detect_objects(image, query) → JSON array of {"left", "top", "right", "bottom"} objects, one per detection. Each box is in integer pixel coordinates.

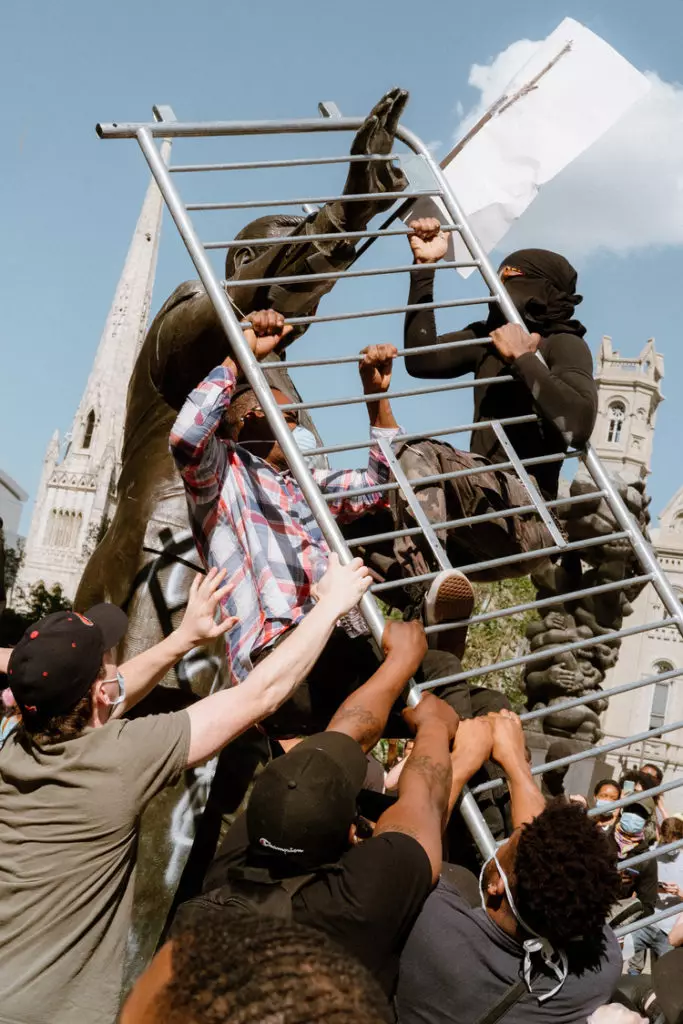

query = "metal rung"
[
  {"left": 426, "top": 570, "right": 650, "bottom": 636},
  {"left": 621, "top": 838, "right": 683, "bottom": 872},
  {"left": 616, "top": 902, "right": 683, "bottom": 939},
  {"left": 171, "top": 153, "right": 403, "bottom": 173},
  {"left": 472, "top": 719, "right": 683, "bottom": 799},
  {"left": 241, "top": 294, "right": 494, "bottom": 331},
  {"left": 419, "top": 612, "right": 671, "bottom": 694},
  {"left": 187, "top": 189, "right": 438, "bottom": 211},
  {"left": 521, "top": 662, "right": 679, "bottom": 728},
  {"left": 329, "top": 449, "right": 578, "bottom": 504},
  {"left": 348, "top": 489, "right": 606, "bottom": 550},
  {"left": 228, "top": 259, "right": 479, "bottom": 292},
  {"left": 204, "top": 223, "right": 462, "bottom": 249},
  {"left": 306, "top": 415, "right": 540, "bottom": 458},
  {"left": 98, "top": 114, "right": 393, "bottom": 138},
  {"left": 284, "top": 371, "right": 511, "bottom": 414},
  {"left": 491, "top": 420, "right": 565, "bottom": 548}
]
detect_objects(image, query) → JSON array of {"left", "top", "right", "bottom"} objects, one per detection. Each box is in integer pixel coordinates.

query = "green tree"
[
  {"left": 461, "top": 576, "right": 536, "bottom": 711},
  {"left": 20, "top": 581, "right": 72, "bottom": 620},
  {"left": 3, "top": 541, "right": 25, "bottom": 593}
]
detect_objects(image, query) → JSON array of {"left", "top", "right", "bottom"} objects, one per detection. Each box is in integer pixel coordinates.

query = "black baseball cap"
[
  {"left": 7, "top": 604, "right": 128, "bottom": 719},
  {"left": 246, "top": 731, "right": 368, "bottom": 875}
]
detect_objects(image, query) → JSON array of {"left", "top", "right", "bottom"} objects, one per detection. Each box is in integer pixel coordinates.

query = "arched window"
[
  {"left": 82, "top": 410, "right": 96, "bottom": 450},
  {"left": 649, "top": 667, "right": 672, "bottom": 731},
  {"left": 607, "top": 402, "right": 626, "bottom": 444}
]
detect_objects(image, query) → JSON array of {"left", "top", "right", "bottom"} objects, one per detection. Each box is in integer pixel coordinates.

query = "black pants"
[{"left": 259, "top": 627, "right": 508, "bottom": 738}]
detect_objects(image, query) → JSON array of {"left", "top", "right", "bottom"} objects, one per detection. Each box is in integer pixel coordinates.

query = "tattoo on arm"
[
  {"left": 402, "top": 755, "right": 451, "bottom": 790},
  {"left": 330, "top": 705, "right": 382, "bottom": 747}
]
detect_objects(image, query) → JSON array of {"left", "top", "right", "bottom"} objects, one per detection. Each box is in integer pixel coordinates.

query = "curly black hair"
[
  {"left": 156, "top": 911, "right": 392, "bottom": 1024},
  {"left": 513, "top": 799, "right": 621, "bottom": 974}
]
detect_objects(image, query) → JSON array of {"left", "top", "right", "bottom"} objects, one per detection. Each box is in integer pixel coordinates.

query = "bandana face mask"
[{"left": 478, "top": 849, "right": 569, "bottom": 1003}]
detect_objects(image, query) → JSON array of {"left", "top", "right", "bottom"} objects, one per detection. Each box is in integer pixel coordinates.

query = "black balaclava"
[{"left": 487, "top": 248, "right": 586, "bottom": 339}]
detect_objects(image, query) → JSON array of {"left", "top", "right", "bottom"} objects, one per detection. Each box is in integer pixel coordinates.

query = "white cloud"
[{"left": 454, "top": 41, "right": 683, "bottom": 258}]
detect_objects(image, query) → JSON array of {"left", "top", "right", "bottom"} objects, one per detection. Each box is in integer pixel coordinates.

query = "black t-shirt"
[
  {"left": 396, "top": 879, "right": 622, "bottom": 1024},
  {"left": 204, "top": 813, "right": 433, "bottom": 996}
]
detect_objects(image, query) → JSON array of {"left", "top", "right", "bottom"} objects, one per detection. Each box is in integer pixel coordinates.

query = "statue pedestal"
[{"left": 524, "top": 730, "right": 611, "bottom": 800}]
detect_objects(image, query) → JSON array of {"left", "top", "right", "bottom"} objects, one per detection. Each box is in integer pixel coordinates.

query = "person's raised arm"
[
  {"left": 404, "top": 218, "right": 485, "bottom": 380},
  {"left": 326, "top": 620, "right": 427, "bottom": 751},
  {"left": 169, "top": 309, "right": 291, "bottom": 490},
  {"left": 359, "top": 343, "right": 398, "bottom": 430},
  {"left": 184, "top": 555, "right": 371, "bottom": 767},
  {"left": 111, "top": 569, "right": 236, "bottom": 719},
  {"left": 446, "top": 716, "right": 494, "bottom": 818},
  {"left": 489, "top": 323, "right": 597, "bottom": 448},
  {"left": 374, "top": 694, "right": 458, "bottom": 883},
  {"left": 310, "top": 345, "right": 403, "bottom": 523},
  {"left": 489, "top": 709, "right": 546, "bottom": 828}
]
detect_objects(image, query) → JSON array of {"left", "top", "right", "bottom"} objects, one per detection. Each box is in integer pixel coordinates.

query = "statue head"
[{"left": 225, "top": 214, "right": 306, "bottom": 282}]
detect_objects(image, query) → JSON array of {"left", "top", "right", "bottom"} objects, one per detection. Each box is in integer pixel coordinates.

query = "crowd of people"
[{"left": 1, "top": 220, "right": 682, "bottom": 1024}]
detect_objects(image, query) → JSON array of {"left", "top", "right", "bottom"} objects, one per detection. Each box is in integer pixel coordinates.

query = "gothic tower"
[
  {"left": 592, "top": 335, "right": 663, "bottom": 479},
  {"left": 17, "top": 141, "right": 171, "bottom": 600}
]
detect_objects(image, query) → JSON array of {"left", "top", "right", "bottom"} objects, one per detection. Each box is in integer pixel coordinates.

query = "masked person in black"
[{"left": 357, "top": 219, "right": 598, "bottom": 657}]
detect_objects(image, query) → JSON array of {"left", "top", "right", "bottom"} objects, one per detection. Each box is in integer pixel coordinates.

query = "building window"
[
  {"left": 44, "top": 509, "right": 83, "bottom": 549},
  {"left": 607, "top": 402, "right": 626, "bottom": 444},
  {"left": 82, "top": 410, "right": 96, "bottom": 450},
  {"left": 649, "top": 665, "right": 672, "bottom": 732}
]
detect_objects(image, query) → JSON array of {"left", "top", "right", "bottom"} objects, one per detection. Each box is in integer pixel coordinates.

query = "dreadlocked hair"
[
  {"left": 158, "top": 911, "right": 392, "bottom": 1024},
  {"left": 513, "top": 798, "right": 621, "bottom": 974}
]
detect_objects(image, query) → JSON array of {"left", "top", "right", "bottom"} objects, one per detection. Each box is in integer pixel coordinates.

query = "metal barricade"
[{"left": 98, "top": 103, "right": 683, "bottom": 935}]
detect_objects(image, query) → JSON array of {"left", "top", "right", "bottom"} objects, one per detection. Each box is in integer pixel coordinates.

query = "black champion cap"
[
  {"left": 246, "top": 731, "right": 369, "bottom": 875},
  {"left": 7, "top": 604, "right": 128, "bottom": 719}
]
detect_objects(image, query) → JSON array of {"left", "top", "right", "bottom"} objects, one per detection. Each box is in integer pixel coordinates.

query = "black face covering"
[{"left": 487, "top": 248, "right": 586, "bottom": 338}]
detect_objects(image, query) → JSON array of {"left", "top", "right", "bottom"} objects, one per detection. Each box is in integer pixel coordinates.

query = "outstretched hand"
[
  {"left": 408, "top": 218, "right": 448, "bottom": 265},
  {"left": 359, "top": 344, "right": 397, "bottom": 394},
  {"left": 490, "top": 324, "right": 541, "bottom": 362},
  {"left": 403, "top": 693, "right": 459, "bottom": 747},
  {"left": 243, "top": 309, "right": 294, "bottom": 361},
  {"left": 312, "top": 553, "right": 372, "bottom": 618},
  {"left": 175, "top": 568, "right": 237, "bottom": 649},
  {"left": 382, "top": 619, "right": 428, "bottom": 679},
  {"left": 488, "top": 709, "right": 530, "bottom": 775},
  {"left": 450, "top": 717, "right": 494, "bottom": 781}
]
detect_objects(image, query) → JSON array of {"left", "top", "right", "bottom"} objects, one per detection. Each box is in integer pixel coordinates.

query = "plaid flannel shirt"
[{"left": 170, "top": 365, "right": 402, "bottom": 684}]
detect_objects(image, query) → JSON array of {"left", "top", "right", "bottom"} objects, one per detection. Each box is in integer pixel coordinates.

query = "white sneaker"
[{"left": 424, "top": 569, "right": 475, "bottom": 661}]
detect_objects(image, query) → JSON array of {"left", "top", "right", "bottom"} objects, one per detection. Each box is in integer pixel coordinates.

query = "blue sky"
[{"left": 2, "top": 0, "right": 683, "bottom": 534}]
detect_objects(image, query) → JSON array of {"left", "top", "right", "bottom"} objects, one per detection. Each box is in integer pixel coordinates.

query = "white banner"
[{"left": 406, "top": 18, "right": 651, "bottom": 274}]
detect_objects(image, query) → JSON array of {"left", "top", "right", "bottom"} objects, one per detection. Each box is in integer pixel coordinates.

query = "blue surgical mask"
[
  {"left": 620, "top": 812, "right": 647, "bottom": 836},
  {"left": 292, "top": 425, "right": 330, "bottom": 471},
  {"left": 478, "top": 849, "right": 568, "bottom": 1002}
]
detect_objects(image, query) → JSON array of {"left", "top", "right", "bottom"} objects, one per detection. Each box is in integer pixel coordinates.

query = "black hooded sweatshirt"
[{"left": 404, "top": 249, "right": 598, "bottom": 499}]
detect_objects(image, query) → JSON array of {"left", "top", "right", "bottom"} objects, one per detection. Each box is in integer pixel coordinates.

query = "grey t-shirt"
[
  {"left": 396, "top": 880, "right": 622, "bottom": 1024},
  {"left": 0, "top": 711, "right": 190, "bottom": 1024}
]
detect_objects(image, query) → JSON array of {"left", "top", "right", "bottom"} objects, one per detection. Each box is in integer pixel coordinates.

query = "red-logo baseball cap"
[{"left": 7, "top": 604, "right": 128, "bottom": 719}]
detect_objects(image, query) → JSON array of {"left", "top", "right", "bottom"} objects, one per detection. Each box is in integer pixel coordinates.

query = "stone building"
[
  {"left": 0, "top": 470, "right": 28, "bottom": 551},
  {"left": 593, "top": 336, "right": 683, "bottom": 808},
  {"left": 16, "top": 143, "right": 170, "bottom": 600}
]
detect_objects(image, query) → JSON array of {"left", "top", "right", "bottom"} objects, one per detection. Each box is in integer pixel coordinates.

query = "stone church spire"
[{"left": 17, "top": 141, "right": 171, "bottom": 600}]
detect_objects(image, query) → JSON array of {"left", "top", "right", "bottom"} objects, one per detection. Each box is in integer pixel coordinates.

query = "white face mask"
[
  {"left": 478, "top": 849, "right": 569, "bottom": 1003},
  {"left": 101, "top": 671, "right": 126, "bottom": 708}
]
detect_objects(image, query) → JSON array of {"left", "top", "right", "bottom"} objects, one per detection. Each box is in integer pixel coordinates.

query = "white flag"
[{"left": 406, "top": 18, "right": 651, "bottom": 275}]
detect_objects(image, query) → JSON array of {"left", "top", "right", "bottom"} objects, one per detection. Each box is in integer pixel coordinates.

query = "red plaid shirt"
[{"left": 170, "top": 365, "right": 402, "bottom": 683}]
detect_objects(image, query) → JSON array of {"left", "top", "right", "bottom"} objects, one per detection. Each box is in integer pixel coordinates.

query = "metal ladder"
[{"left": 98, "top": 103, "right": 683, "bottom": 936}]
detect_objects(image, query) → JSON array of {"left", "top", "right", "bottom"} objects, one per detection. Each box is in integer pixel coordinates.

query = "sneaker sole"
[{"left": 424, "top": 570, "right": 475, "bottom": 661}]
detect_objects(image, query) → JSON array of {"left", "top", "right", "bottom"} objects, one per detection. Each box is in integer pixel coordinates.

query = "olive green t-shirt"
[{"left": 0, "top": 710, "right": 191, "bottom": 1024}]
